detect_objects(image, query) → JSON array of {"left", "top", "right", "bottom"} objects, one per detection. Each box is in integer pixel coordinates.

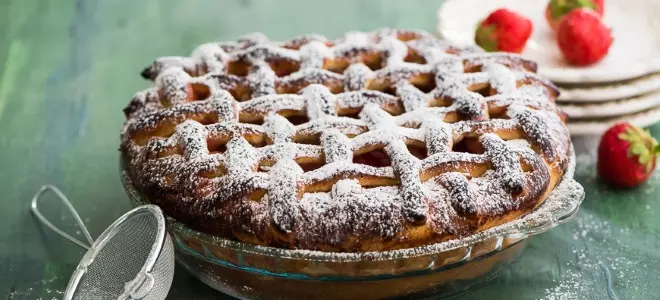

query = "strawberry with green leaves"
[
  {"left": 598, "top": 123, "right": 660, "bottom": 188},
  {"left": 545, "top": 0, "right": 604, "bottom": 31},
  {"left": 474, "top": 8, "right": 533, "bottom": 54}
]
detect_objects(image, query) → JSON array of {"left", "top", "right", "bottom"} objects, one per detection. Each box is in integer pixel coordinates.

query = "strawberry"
[
  {"left": 474, "top": 8, "right": 533, "bottom": 53},
  {"left": 545, "top": 0, "right": 604, "bottom": 31},
  {"left": 557, "top": 9, "right": 612, "bottom": 66},
  {"left": 597, "top": 123, "right": 660, "bottom": 188}
]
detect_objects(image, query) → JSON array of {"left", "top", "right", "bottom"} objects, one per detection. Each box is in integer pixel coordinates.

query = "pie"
[{"left": 120, "top": 29, "right": 571, "bottom": 252}]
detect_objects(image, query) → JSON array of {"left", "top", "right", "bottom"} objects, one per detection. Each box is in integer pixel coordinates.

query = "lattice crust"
[{"left": 121, "top": 29, "right": 571, "bottom": 251}]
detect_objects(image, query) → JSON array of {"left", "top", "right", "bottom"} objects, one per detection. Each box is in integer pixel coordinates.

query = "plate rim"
[
  {"left": 559, "top": 89, "right": 660, "bottom": 118},
  {"left": 567, "top": 105, "right": 660, "bottom": 135},
  {"left": 558, "top": 72, "right": 660, "bottom": 102}
]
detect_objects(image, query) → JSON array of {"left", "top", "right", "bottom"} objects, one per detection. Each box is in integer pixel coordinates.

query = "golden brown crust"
[{"left": 121, "top": 29, "right": 571, "bottom": 252}]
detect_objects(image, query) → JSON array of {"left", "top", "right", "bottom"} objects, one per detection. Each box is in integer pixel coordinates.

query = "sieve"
[{"left": 31, "top": 185, "right": 175, "bottom": 300}]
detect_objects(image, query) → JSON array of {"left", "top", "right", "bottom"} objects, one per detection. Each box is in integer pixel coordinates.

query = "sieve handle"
[{"left": 31, "top": 185, "right": 94, "bottom": 250}]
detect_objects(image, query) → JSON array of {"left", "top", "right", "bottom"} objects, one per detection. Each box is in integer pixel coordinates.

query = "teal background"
[{"left": 1, "top": 0, "right": 659, "bottom": 299}]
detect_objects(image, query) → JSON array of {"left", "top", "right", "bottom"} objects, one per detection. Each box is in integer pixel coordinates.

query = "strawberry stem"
[{"left": 475, "top": 24, "right": 498, "bottom": 52}]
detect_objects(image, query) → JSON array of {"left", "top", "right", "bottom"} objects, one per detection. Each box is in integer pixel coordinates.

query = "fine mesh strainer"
[{"left": 31, "top": 185, "right": 175, "bottom": 300}]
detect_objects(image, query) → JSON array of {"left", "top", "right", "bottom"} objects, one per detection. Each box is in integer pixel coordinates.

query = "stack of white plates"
[{"left": 437, "top": 0, "right": 660, "bottom": 135}]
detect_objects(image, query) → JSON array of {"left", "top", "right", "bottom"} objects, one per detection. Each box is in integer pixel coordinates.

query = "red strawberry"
[
  {"left": 474, "top": 8, "right": 533, "bottom": 53},
  {"left": 545, "top": 0, "right": 604, "bottom": 31},
  {"left": 557, "top": 9, "right": 612, "bottom": 66},
  {"left": 598, "top": 123, "right": 660, "bottom": 188}
]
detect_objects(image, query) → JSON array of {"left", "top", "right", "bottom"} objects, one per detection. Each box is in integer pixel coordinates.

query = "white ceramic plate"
[
  {"left": 558, "top": 73, "right": 660, "bottom": 102},
  {"left": 437, "top": 0, "right": 660, "bottom": 84},
  {"left": 567, "top": 106, "right": 660, "bottom": 135},
  {"left": 559, "top": 89, "right": 660, "bottom": 118}
]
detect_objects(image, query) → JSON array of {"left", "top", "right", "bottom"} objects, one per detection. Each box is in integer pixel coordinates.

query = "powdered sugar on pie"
[{"left": 121, "top": 29, "right": 571, "bottom": 252}]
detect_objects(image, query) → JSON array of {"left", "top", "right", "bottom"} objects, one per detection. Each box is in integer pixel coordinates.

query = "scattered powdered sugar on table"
[
  {"left": 540, "top": 150, "right": 659, "bottom": 300},
  {"left": 6, "top": 277, "right": 65, "bottom": 300},
  {"left": 540, "top": 212, "right": 654, "bottom": 300},
  {"left": 542, "top": 269, "right": 590, "bottom": 300}
]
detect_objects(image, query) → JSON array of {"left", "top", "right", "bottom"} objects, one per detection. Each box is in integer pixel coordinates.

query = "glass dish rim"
[{"left": 120, "top": 146, "right": 583, "bottom": 263}]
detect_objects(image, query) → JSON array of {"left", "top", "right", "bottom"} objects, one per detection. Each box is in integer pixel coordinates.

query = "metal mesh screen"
[{"left": 72, "top": 210, "right": 174, "bottom": 300}]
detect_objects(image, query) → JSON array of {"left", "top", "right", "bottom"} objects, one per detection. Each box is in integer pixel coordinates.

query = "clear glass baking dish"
[{"left": 120, "top": 147, "right": 583, "bottom": 300}]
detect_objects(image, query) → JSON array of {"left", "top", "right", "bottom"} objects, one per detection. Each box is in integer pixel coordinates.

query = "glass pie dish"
[{"left": 120, "top": 147, "right": 584, "bottom": 300}]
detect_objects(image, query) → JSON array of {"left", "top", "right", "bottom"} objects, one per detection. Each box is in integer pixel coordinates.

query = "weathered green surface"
[{"left": 1, "top": 0, "right": 659, "bottom": 299}]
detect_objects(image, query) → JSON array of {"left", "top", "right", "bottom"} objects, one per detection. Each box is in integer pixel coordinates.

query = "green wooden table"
[{"left": 1, "top": 0, "right": 659, "bottom": 299}]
